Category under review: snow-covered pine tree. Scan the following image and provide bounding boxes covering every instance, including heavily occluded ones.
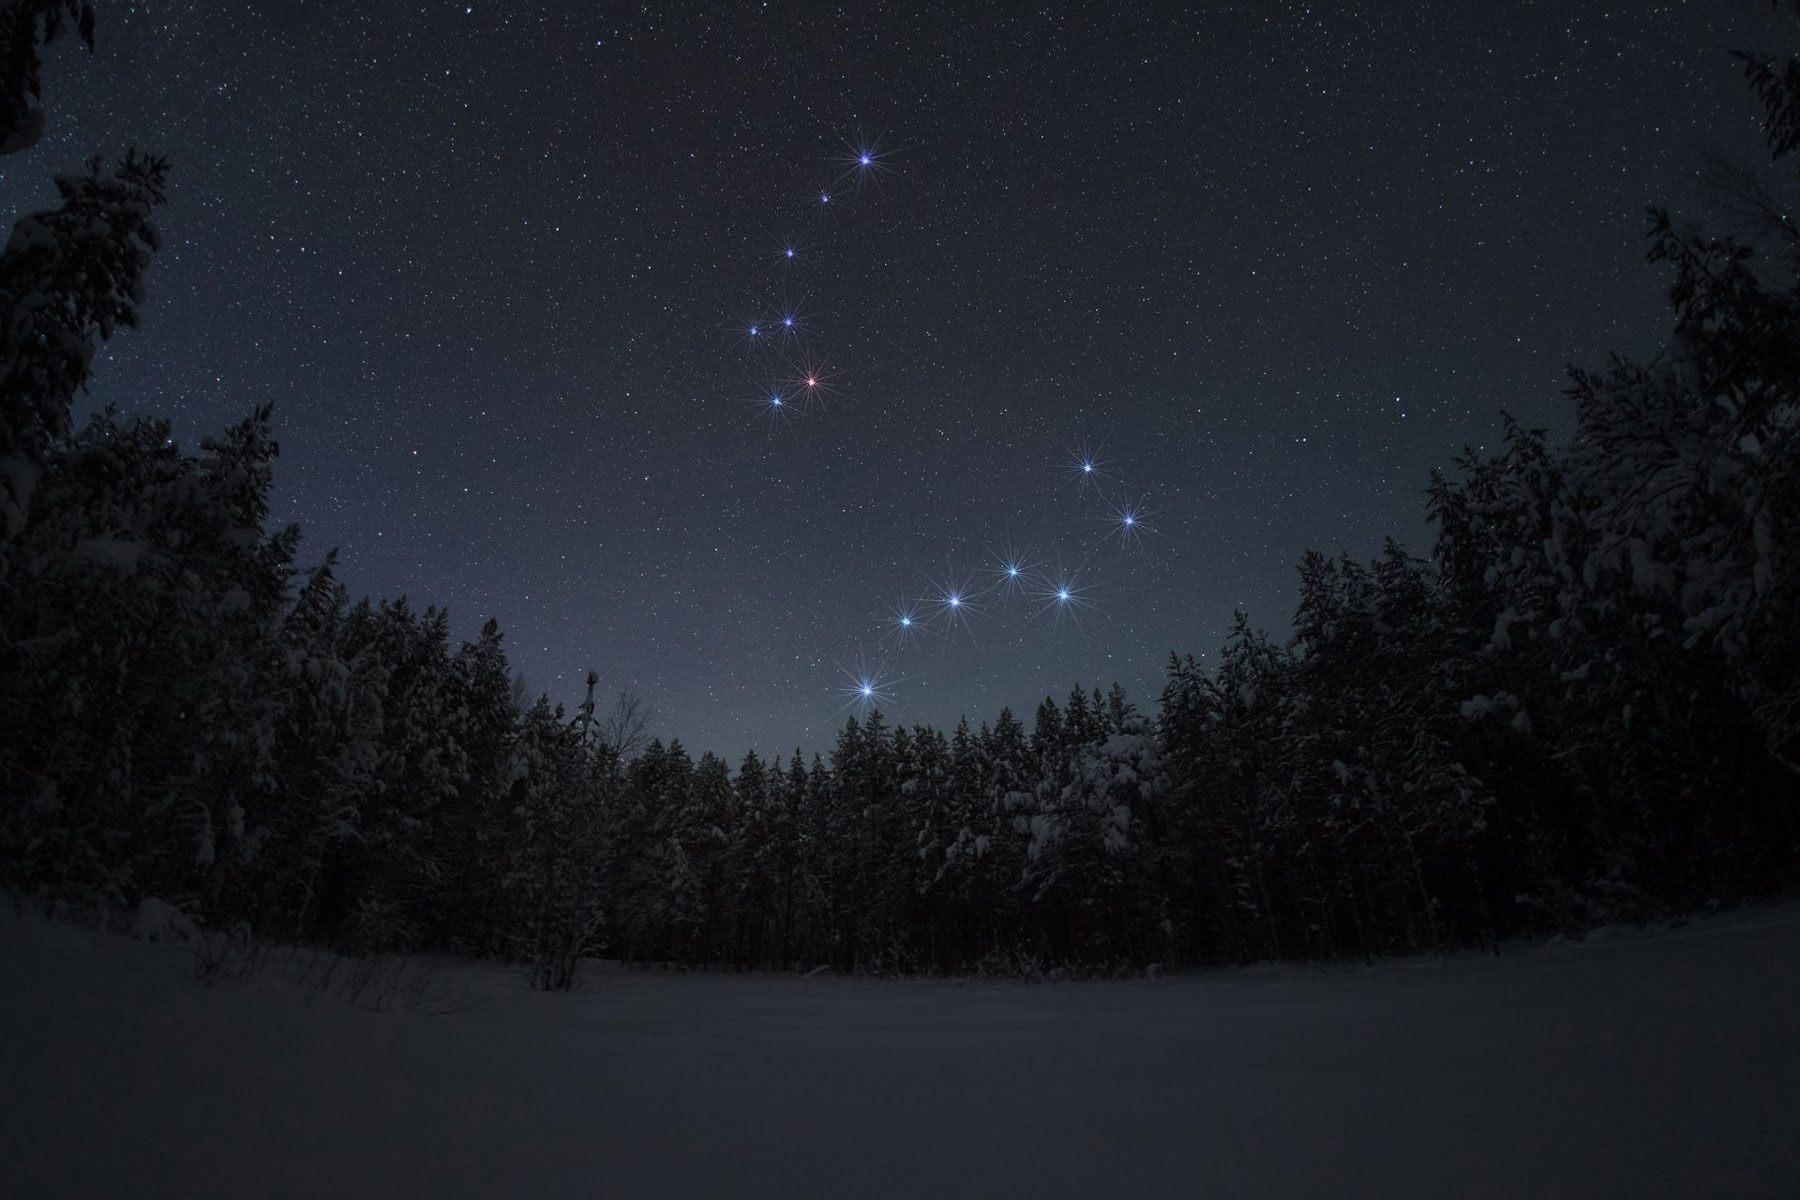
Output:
[729,749,776,969]
[0,152,165,555]
[502,675,613,990]
[0,1,94,156]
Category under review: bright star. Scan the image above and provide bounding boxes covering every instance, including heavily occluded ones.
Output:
[883,599,926,650]
[987,546,1040,601]
[733,313,776,351]
[1096,491,1156,549]
[743,381,798,428]
[926,571,986,636]
[770,297,814,344]
[770,235,811,270]
[787,355,839,408]
[1031,571,1095,629]
[838,662,898,713]
[835,135,894,189]
[1064,439,1116,490]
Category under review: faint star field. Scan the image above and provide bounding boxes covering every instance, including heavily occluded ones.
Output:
[0,2,1781,756]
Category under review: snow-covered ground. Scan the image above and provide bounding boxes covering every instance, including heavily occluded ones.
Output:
[3,905,1797,1198]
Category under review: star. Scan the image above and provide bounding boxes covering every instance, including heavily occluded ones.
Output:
[838,662,898,713]
[1095,491,1156,548]
[835,135,893,189]
[988,545,1041,601]
[925,571,986,636]
[884,599,926,649]
[1031,571,1095,629]
[788,354,839,407]
[770,298,814,343]
[1063,439,1116,490]
[743,379,797,428]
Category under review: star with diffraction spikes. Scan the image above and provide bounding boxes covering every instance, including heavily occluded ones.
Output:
[986,542,1042,604]
[1093,488,1157,551]
[742,377,798,430]
[734,312,771,352]
[809,179,846,224]
[838,660,899,715]
[925,570,987,639]
[1063,438,1118,492]
[1030,568,1096,632]
[883,598,927,651]
[787,353,841,411]
[772,231,811,273]
[772,293,816,346]
[833,133,896,194]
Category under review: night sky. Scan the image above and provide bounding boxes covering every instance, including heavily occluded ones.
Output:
[0,2,1781,757]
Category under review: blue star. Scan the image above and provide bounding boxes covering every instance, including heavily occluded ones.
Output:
[926,571,986,636]
[987,546,1041,601]
[838,662,898,713]
[743,380,799,428]
[883,599,925,649]
[835,135,892,188]
[1032,571,1094,629]
[1095,491,1156,548]
[1063,439,1116,490]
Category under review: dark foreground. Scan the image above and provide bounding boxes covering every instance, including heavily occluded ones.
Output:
[3,904,1797,1198]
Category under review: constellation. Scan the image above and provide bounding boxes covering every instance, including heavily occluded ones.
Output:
[717,132,1159,719]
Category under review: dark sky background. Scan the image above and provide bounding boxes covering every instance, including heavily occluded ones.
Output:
[0,2,1782,757]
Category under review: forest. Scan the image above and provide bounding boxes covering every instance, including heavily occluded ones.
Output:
[1,1,1795,988]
